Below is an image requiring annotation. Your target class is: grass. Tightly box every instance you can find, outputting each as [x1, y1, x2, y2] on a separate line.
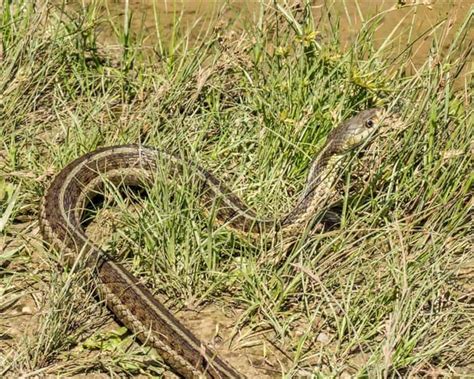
[0, 0, 472, 377]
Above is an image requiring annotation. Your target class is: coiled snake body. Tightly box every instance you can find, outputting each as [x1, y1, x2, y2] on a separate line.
[39, 108, 382, 378]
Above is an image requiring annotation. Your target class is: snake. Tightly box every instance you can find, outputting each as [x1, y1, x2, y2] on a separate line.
[39, 108, 382, 378]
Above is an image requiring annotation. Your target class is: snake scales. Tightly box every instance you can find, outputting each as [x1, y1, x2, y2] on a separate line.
[39, 108, 382, 378]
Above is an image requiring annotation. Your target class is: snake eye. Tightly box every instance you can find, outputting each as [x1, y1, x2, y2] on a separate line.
[365, 119, 374, 128]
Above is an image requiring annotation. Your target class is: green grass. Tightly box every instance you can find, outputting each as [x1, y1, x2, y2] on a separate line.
[1, 0, 472, 377]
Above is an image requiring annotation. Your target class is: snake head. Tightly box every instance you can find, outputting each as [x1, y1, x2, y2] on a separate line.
[329, 108, 383, 153]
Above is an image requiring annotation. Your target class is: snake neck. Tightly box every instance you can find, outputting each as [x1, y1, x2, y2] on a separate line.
[278, 143, 343, 236]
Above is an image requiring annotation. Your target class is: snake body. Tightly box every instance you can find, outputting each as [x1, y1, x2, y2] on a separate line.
[39, 108, 381, 378]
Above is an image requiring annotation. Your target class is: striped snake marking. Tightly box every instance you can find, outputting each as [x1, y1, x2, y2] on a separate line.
[39, 108, 383, 378]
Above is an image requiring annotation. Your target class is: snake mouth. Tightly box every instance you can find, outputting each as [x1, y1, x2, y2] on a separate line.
[326, 108, 384, 155]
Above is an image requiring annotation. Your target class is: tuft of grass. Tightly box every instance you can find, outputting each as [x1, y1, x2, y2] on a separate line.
[1, 0, 472, 377]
